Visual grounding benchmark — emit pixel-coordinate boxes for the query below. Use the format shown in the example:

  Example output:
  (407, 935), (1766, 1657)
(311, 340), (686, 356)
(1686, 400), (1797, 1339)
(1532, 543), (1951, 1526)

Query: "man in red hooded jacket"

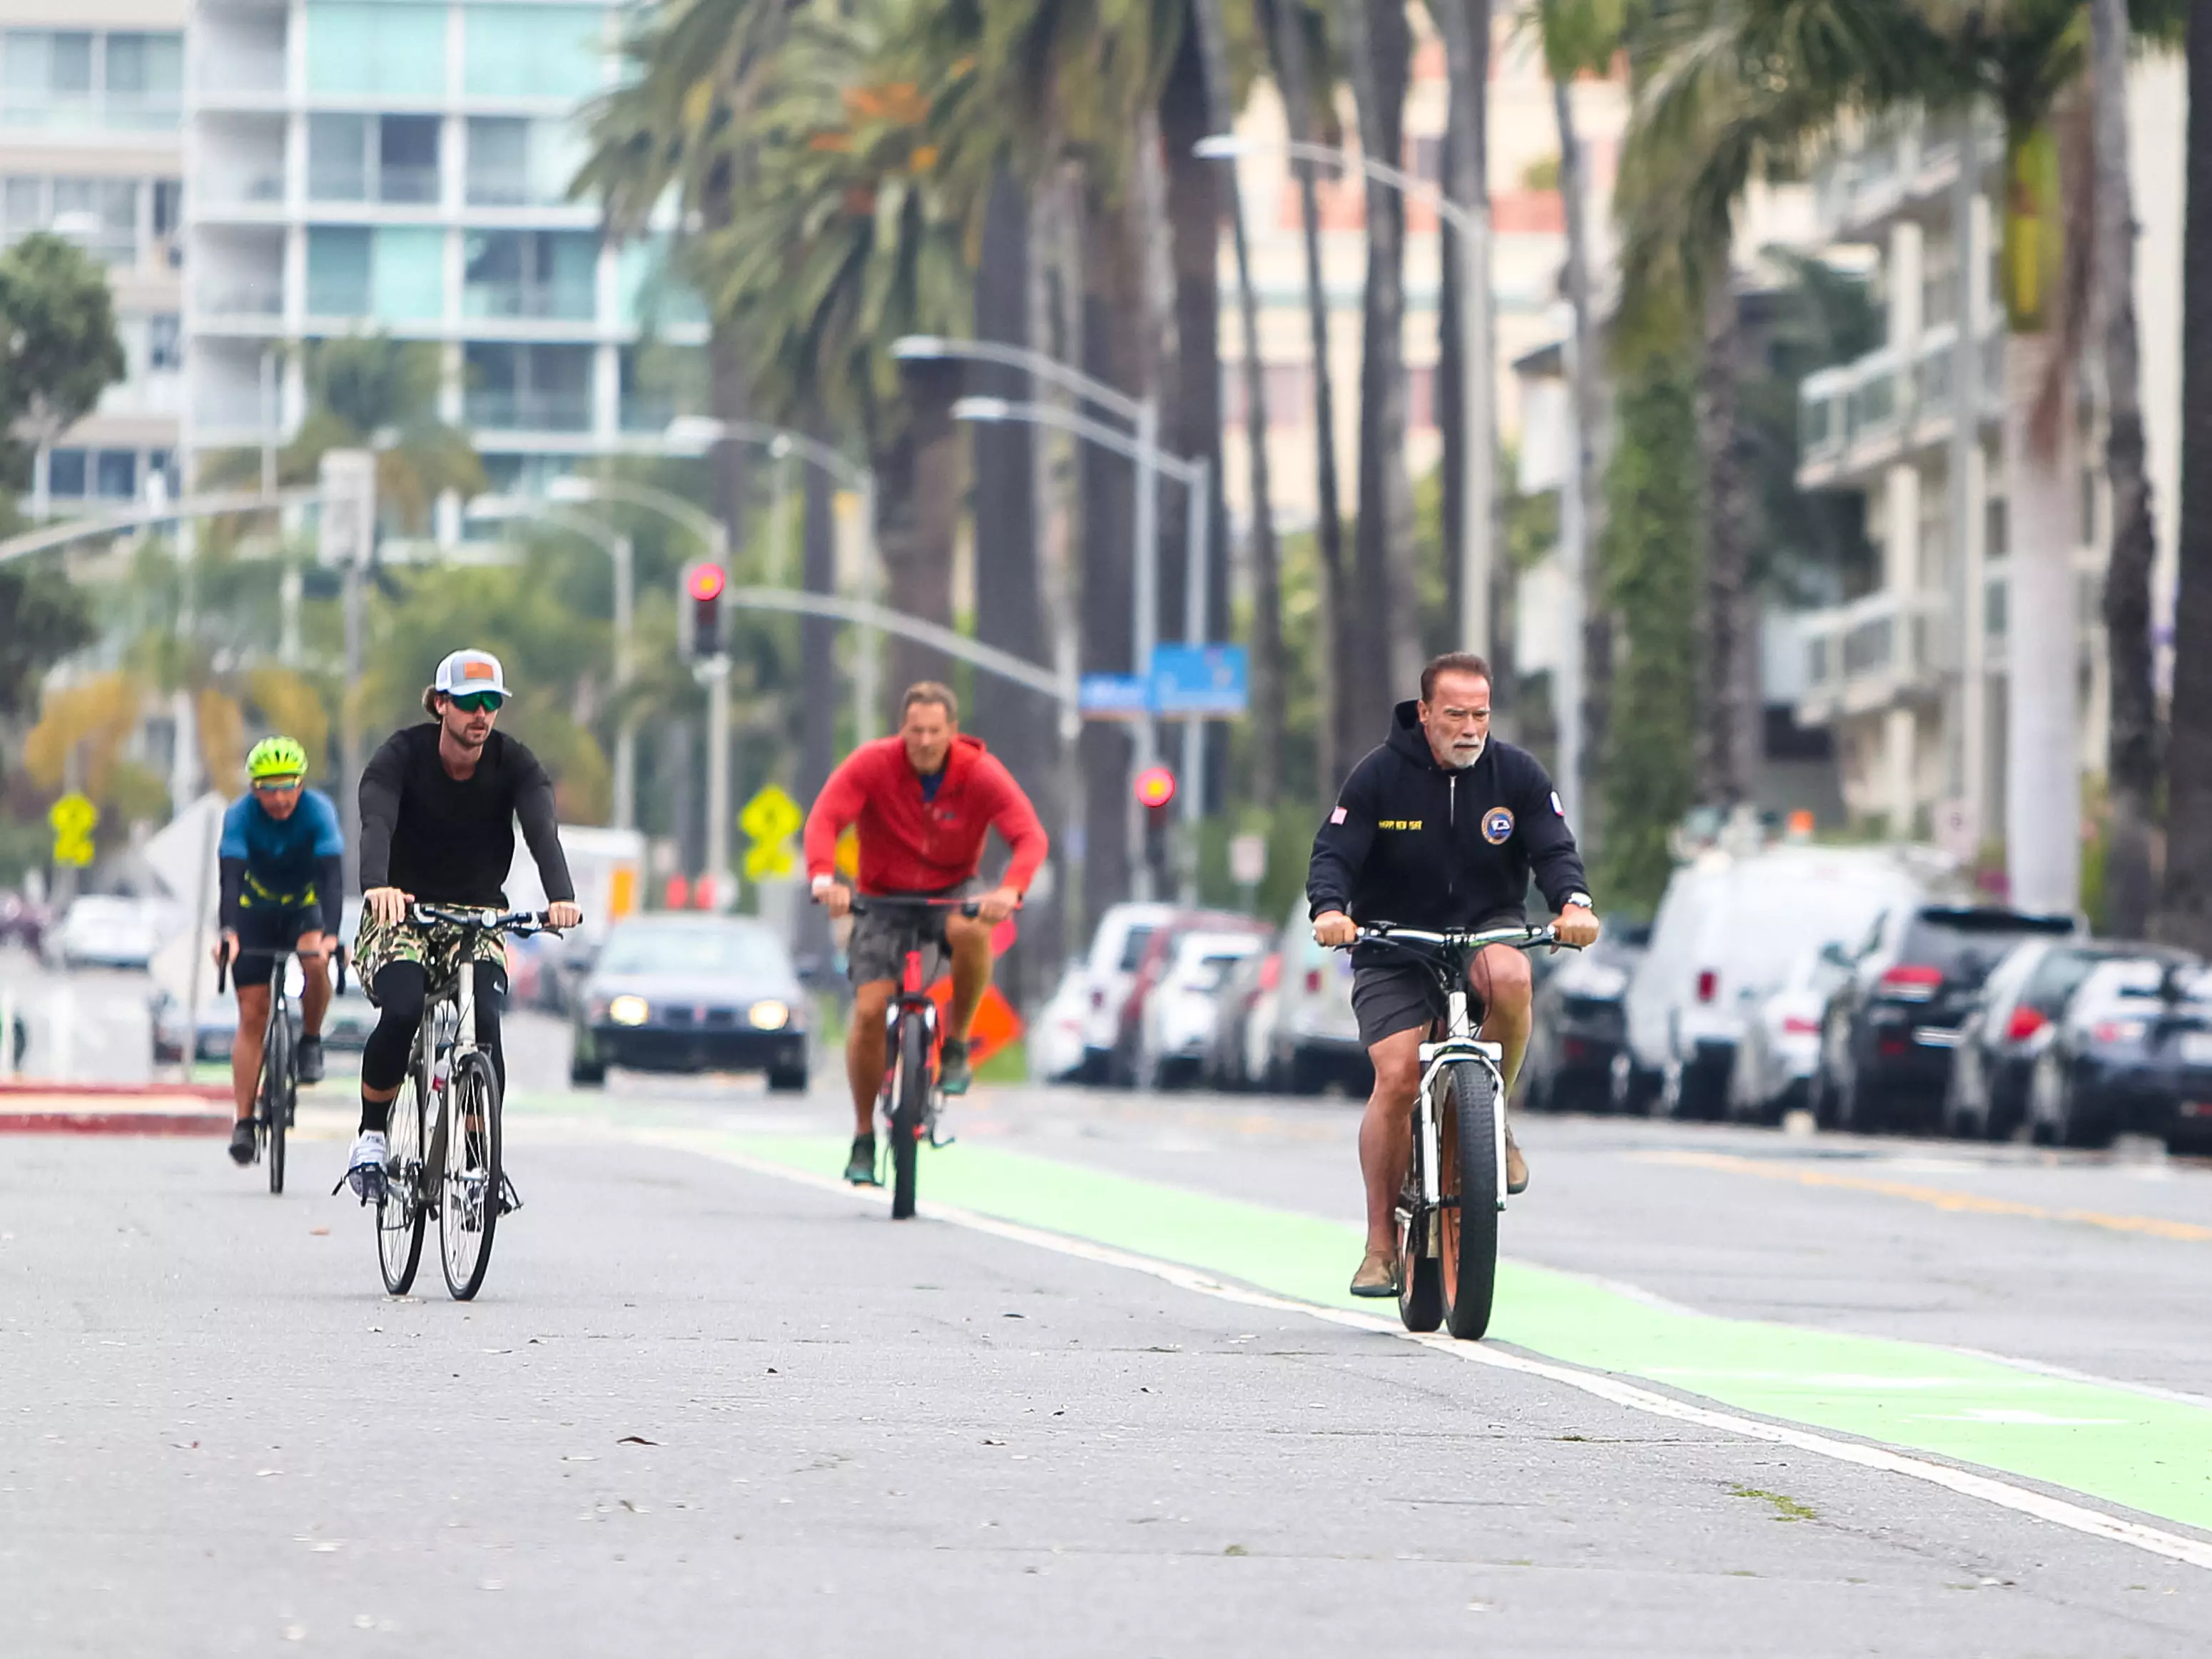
(805, 681), (1047, 1184)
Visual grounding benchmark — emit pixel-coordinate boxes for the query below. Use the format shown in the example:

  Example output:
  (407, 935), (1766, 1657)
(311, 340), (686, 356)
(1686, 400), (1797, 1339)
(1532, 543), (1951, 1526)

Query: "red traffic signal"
(1134, 766), (1177, 809)
(685, 562), (728, 659)
(687, 562), (728, 602)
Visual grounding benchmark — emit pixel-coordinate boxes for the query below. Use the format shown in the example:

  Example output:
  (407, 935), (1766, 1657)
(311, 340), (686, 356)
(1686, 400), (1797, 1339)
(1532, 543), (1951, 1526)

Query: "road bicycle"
(363, 904), (563, 1301)
(847, 895), (983, 1220)
(217, 940), (345, 1197)
(1345, 922), (1575, 1341)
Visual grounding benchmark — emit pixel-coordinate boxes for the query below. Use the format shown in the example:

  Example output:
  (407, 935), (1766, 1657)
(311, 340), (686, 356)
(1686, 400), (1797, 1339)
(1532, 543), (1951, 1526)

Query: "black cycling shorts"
(1348, 909), (1523, 1047)
(231, 903), (323, 989)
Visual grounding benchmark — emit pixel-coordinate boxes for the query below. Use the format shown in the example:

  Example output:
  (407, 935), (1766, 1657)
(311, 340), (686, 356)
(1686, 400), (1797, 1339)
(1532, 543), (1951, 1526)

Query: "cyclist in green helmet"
(215, 736), (345, 1166)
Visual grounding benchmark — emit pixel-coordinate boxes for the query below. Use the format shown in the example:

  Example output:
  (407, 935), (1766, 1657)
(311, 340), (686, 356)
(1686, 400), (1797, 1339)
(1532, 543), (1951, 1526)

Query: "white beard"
(1444, 737), (1485, 770)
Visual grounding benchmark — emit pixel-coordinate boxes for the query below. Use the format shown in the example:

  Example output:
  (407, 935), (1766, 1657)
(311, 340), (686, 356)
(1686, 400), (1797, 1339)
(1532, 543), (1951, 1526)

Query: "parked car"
(1205, 948), (1282, 1091)
(1942, 939), (2157, 1140)
(2023, 955), (2212, 1148)
(1623, 846), (1938, 1119)
(1727, 944), (1854, 1123)
(153, 955), (307, 1065)
(1247, 900), (1369, 1096)
(1029, 959), (1093, 1083)
(1521, 923), (1649, 1113)
(54, 895), (166, 971)
(1137, 931), (1266, 1090)
(569, 915), (809, 1090)
(1074, 903), (1179, 1082)
(1813, 904), (2079, 1133)
(321, 899), (377, 1050)
(1105, 910), (1273, 1086)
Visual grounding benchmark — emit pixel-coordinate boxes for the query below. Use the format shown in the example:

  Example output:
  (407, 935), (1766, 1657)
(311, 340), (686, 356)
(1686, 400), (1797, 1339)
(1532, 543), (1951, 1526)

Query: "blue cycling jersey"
(220, 788), (345, 903)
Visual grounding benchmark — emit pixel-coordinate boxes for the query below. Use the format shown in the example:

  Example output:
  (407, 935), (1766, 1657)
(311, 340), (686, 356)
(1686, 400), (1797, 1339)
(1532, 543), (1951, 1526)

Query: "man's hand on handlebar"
(547, 900), (584, 930)
(1553, 903), (1601, 950)
(364, 886), (412, 927)
(810, 874), (852, 920)
(214, 928), (239, 970)
(1312, 910), (1357, 949)
(974, 885), (1022, 925)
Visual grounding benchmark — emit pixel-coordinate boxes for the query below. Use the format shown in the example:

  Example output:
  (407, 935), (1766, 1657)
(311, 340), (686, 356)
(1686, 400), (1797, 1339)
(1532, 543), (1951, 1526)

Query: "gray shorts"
(846, 879), (981, 988)
(1349, 910), (1524, 1047)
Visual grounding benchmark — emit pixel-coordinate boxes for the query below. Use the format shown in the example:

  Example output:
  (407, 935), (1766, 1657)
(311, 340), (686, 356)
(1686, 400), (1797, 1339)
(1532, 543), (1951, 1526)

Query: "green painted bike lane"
(709, 1130), (2212, 1536)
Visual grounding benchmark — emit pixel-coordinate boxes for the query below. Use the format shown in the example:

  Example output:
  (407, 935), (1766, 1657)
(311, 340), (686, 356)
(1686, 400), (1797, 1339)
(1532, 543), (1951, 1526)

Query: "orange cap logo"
(462, 660), (495, 681)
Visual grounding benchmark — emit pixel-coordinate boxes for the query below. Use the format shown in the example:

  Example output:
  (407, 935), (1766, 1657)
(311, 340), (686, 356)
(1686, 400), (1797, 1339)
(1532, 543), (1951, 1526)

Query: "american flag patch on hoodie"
(1329, 806), (1347, 825)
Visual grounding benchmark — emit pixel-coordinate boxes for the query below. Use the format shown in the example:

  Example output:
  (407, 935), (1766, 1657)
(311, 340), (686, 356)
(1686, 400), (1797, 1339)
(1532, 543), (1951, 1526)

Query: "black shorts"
(231, 903), (323, 989)
(1349, 910), (1523, 1047)
(846, 880), (981, 988)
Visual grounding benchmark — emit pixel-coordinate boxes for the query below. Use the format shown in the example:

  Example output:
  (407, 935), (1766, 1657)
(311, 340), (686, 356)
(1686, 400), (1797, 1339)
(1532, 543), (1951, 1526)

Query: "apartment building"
(183, 0), (704, 514)
(4, 9), (187, 515)
(1790, 64), (2184, 872)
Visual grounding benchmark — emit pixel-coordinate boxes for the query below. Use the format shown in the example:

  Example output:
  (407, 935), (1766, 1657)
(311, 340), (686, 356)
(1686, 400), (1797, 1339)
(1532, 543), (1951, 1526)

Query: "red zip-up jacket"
(803, 734), (1048, 896)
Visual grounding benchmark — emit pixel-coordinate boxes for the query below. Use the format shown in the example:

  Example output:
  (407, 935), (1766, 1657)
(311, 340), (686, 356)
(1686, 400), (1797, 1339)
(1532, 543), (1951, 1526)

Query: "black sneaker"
(228, 1119), (256, 1166)
(297, 1035), (326, 1085)
(938, 1039), (974, 1096)
(843, 1134), (879, 1186)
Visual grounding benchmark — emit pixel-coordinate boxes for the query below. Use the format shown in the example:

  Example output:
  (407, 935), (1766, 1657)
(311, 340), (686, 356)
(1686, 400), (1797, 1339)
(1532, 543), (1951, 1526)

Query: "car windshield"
(2021, 947), (2119, 1015)
(597, 925), (784, 978)
(1118, 926), (1157, 972)
(1900, 910), (2074, 989)
(1179, 952), (1250, 990)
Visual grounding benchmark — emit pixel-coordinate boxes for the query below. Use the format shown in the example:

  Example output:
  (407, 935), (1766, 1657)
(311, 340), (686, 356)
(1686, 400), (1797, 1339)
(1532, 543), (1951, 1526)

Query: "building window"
(465, 342), (594, 432)
(46, 447), (87, 497)
(152, 178), (181, 238)
(95, 449), (138, 499)
(305, 3), (447, 98)
(465, 230), (597, 320)
(308, 114), (369, 201)
(466, 117), (582, 208)
(462, 6), (604, 100)
(308, 225), (445, 320)
(0, 30), (181, 130)
(49, 176), (139, 264)
(378, 116), (440, 205)
(311, 113), (441, 206)
(149, 313), (182, 370)
(307, 226), (372, 315)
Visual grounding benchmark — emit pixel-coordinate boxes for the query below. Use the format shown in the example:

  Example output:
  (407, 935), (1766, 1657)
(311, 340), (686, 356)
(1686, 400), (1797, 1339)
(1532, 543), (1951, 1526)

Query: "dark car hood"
(584, 970), (800, 1006)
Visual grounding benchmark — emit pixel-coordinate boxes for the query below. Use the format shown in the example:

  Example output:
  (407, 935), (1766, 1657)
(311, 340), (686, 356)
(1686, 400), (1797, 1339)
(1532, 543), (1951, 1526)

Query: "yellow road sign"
(739, 785), (803, 846)
(49, 793), (97, 868)
(744, 842), (796, 881)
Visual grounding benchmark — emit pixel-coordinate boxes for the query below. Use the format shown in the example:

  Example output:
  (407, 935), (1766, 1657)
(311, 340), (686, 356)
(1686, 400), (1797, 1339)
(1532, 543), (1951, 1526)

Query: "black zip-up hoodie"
(1306, 701), (1590, 951)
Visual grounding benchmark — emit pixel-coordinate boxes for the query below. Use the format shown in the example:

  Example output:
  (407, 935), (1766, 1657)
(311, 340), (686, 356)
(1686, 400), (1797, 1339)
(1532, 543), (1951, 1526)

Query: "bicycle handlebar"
(846, 895), (988, 920)
(407, 902), (569, 935)
(1342, 922), (1578, 953)
(215, 940), (350, 997)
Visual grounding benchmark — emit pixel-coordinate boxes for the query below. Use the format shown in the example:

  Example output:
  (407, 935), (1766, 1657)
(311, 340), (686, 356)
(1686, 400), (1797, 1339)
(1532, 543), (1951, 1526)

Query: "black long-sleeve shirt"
(358, 724), (574, 908)
(1307, 703), (1592, 956)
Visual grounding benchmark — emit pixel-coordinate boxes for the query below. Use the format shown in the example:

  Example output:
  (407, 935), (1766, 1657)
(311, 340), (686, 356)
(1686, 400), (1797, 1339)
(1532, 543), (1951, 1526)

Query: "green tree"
(0, 234), (124, 484)
(0, 565), (94, 720)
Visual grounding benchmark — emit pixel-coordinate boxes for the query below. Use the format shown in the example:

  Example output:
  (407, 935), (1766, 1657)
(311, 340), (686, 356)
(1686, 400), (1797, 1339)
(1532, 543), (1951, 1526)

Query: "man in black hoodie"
(1307, 653), (1600, 1297)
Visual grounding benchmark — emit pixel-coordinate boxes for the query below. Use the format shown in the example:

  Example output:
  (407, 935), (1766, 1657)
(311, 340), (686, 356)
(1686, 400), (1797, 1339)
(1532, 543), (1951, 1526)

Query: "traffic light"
(1135, 765), (1176, 890)
(684, 562), (727, 660)
(1133, 766), (1177, 811)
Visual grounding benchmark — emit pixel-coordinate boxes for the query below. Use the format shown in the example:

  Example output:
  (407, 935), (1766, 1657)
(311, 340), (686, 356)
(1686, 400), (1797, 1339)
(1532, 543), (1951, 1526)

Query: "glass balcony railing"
(463, 282), (595, 322)
(465, 389), (593, 432)
(198, 279), (284, 316)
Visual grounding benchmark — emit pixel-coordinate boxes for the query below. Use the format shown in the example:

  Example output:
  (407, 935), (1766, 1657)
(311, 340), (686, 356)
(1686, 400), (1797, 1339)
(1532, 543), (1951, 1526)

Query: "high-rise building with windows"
(3, 14), (187, 515)
(183, 0), (706, 519)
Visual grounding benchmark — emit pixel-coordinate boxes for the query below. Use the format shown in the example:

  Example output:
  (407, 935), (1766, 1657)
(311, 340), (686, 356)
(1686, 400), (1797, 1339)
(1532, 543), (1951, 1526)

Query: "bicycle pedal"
(497, 1174), (524, 1216)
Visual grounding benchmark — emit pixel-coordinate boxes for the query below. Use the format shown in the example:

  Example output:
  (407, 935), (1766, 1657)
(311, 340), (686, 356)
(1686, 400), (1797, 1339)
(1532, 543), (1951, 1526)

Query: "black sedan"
(2025, 958), (2212, 1150)
(1814, 904), (2076, 1134)
(1520, 924), (1648, 1113)
(569, 915), (810, 1091)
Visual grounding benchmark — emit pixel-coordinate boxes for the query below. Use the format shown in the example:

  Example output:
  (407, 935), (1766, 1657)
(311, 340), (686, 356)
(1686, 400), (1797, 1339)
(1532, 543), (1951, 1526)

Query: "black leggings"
(360, 960), (506, 1132)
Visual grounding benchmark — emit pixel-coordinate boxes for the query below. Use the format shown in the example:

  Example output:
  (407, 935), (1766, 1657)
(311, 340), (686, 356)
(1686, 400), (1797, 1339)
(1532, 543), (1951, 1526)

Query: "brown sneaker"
(1506, 1122), (1529, 1195)
(1349, 1247), (1401, 1298)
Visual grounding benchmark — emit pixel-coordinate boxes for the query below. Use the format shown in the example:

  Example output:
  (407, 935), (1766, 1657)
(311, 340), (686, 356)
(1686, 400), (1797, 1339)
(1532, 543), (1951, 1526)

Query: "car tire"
(1287, 1047), (1330, 1097)
(569, 1056), (606, 1087)
(767, 1062), (808, 1094)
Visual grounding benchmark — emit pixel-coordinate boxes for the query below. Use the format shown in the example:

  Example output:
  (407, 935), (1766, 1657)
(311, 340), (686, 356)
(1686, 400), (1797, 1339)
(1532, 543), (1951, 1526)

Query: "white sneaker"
(346, 1130), (389, 1202)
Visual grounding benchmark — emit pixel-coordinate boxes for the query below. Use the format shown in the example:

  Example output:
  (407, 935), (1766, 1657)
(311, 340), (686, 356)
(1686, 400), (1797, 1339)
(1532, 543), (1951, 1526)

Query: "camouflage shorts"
(353, 910), (508, 1004)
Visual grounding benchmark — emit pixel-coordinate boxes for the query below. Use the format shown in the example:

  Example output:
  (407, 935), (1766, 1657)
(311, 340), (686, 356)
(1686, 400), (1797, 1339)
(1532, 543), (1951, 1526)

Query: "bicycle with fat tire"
(1343, 923), (1577, 1341)
(217, 940), (345, 1197)
(361, 903), (564, 1299)
(847, 895), (981, 1221)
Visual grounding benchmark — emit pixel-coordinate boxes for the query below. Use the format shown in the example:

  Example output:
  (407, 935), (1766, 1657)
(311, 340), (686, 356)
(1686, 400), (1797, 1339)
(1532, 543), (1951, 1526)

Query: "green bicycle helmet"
(246, 735), (308, 783)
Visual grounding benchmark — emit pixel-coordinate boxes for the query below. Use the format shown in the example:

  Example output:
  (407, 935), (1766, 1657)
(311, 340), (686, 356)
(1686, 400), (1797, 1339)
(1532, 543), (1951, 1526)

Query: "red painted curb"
(0, 1111), (229, 1136)
(0, 1080), (233, 1100)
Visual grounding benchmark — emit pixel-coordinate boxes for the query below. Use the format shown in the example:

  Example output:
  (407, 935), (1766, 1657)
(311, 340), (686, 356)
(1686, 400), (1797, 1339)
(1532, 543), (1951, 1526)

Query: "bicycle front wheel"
(377, 1069), (427, 1295)
(261, 1008), (291, 1197)
(888, 1014), (929, 1220)
(1439, 1059), (1501, 1341)
(440, 1052), (502, 1300)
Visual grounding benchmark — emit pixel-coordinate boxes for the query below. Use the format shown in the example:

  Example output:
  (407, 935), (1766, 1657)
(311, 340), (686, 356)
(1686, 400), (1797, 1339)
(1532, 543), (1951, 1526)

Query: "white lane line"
(647, 1130), (2212, 1576)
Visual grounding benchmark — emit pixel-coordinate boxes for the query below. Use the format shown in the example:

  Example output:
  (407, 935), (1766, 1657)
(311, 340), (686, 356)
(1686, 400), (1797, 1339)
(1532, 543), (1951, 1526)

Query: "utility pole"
(612, 534), (636, 831)
(320, 450), (376, 893)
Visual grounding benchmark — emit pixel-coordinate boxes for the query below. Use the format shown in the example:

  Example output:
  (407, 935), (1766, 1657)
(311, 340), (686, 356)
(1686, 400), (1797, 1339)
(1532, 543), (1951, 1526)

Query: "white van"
(1622, 845), (1941, 1117)
(1076, 902), (1179, 1081)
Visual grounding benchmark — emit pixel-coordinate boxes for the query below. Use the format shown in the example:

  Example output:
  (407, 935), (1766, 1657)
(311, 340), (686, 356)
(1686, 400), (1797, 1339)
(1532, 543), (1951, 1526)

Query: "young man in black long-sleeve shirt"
(344, 649), (582, 1198)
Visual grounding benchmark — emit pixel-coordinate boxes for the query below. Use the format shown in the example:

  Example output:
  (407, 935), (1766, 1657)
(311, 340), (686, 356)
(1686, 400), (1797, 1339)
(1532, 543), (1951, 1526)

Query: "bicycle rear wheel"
(377, 1067), (427, 1295)
(888, 1014), (929, 1220)
(261, 1006), (291, 1197)
(1439, 1059), (1501, 1341)
(440, 1052), (502, 1300)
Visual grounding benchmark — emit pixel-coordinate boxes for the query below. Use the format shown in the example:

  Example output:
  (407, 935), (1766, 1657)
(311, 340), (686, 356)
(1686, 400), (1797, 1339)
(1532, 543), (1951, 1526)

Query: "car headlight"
(607, 995), (650, 1027)
(749, 1000), (791, 1031)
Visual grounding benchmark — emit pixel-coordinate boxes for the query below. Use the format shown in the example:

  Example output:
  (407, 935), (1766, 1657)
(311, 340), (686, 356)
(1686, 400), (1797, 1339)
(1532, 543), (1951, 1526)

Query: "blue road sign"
(1079, 673), (1152, 718)
(1150, 644), (1249, 716)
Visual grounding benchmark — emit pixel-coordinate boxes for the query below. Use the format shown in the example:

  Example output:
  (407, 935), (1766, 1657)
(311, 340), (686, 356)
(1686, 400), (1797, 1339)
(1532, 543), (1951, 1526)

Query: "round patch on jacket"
(1481, 806), (1516, 846)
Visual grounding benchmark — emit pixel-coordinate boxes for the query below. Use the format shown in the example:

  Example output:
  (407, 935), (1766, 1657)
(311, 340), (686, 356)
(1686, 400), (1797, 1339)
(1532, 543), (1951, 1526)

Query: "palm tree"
(2159, 6), (2212, 950)
(1429, 0), (1491, 673)
(1261, 0), (1351, 796)
(1336, 0), (1419, 775)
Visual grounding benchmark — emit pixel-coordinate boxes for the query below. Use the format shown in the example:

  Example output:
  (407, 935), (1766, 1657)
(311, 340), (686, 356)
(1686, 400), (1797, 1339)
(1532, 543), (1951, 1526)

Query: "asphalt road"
(7, 1015), (2212, 1655)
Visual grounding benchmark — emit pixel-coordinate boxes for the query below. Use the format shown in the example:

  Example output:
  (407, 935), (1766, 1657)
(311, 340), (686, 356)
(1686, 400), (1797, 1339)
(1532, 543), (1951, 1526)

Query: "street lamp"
(952, 395), (1214, 904)
(1195, 132), (1496, 666)
(465, 494), (638, 831)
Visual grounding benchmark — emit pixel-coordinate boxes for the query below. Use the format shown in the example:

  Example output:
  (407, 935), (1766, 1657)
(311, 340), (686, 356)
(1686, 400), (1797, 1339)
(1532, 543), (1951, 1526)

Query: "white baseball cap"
(433, 649), (507, 699)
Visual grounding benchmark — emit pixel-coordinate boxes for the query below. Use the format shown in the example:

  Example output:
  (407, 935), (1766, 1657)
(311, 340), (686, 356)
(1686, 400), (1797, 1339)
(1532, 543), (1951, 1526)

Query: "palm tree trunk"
(1190, 0), (1282, 811)
(1339, 0), (1417, 757)
(1162, 24), (1222, 655)
(1556, 70), (1608, 846)
(971, 162), (1056, 995)
(2159, 9), (2212, 951)
(1432, 0), (1491, 664)
(877, 357), (961, 709)
(2091, 0), (2159, 938)
(1267, 0), (1349, 797)
(1698, 270), (1756, 806)
(1079, 173), (1145, 924)
(797, 422), (837, 969)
